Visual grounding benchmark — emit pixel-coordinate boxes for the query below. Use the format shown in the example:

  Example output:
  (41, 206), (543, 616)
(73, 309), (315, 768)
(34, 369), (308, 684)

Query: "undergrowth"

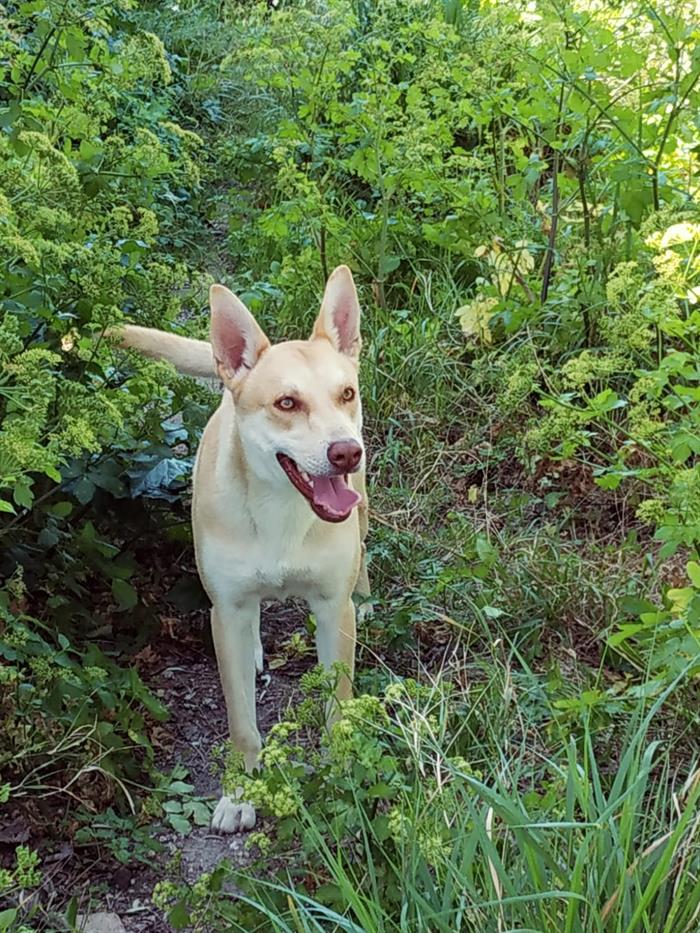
(2, 0), (700, 929)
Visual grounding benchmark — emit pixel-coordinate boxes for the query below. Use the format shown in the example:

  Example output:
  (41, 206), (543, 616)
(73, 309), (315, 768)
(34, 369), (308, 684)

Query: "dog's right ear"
(210, 284), (270, 387)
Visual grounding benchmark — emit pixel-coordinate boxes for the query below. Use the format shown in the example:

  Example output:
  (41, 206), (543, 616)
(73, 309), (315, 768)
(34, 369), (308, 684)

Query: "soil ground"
(2, 601), (313, 932)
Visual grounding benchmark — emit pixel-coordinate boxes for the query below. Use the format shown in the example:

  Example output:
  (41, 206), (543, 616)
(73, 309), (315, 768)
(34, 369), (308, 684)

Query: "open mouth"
(276, 454), (362, 523)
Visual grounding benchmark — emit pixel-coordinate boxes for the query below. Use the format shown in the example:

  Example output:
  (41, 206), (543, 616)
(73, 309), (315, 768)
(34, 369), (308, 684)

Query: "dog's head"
(209, 266), (364, 523)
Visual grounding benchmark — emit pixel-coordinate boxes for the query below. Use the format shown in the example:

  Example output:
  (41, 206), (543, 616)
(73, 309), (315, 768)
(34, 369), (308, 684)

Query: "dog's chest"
(253, 557), (311, 595)
(198, 530), (339, 602)
(194, 491), (358, 604)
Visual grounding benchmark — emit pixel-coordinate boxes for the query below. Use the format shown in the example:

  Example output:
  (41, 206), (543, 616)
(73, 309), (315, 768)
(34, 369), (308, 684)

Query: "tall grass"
(211, 659), (700, 932)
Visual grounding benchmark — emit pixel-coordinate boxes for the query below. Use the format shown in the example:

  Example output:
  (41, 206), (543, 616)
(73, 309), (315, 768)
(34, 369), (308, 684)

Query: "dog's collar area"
(276, 453), (361, 523)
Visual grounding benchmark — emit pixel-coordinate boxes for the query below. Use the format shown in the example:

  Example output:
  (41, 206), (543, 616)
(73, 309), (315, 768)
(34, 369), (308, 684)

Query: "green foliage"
(0, 570), (168, 813)
(0, 0), (215, 886)
(200, 0), (700, 595)
(153, 667), (700, 931)
(0, 0), (211, 511)
(4, 0), (700, 925)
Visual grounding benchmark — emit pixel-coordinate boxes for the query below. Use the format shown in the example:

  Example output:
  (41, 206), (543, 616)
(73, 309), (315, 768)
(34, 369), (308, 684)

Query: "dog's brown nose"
(327, 440), (362, 473)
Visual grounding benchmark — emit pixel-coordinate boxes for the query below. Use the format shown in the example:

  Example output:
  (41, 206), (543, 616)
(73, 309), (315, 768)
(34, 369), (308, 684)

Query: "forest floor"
(6, 600), (313, 932)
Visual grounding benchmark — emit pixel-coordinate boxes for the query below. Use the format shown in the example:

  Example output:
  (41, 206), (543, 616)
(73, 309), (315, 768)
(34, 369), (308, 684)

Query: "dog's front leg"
(309, 595), (356, 719)
(209, 602), (261, 833)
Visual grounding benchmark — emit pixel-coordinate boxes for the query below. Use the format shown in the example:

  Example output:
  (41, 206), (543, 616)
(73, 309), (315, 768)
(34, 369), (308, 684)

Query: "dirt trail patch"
(4, 603), (313, 932)
(119, 602), (311, 931)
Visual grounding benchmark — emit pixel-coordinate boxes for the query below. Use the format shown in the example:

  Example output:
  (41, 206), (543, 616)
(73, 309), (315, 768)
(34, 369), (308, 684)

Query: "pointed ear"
(311, 265), (361, 360)
(210, 284), (270, 386)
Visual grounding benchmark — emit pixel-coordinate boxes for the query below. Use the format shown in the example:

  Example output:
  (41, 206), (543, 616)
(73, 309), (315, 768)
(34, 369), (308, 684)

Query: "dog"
(114, 265), (370, 832)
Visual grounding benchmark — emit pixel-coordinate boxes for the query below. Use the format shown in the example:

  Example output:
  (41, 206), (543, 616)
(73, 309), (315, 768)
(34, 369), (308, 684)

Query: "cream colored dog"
(116, 266), (369, 832)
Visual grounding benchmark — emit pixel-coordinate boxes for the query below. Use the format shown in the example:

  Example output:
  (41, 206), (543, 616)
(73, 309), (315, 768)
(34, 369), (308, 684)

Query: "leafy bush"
(0, 0), (215, 869)
(0, 0), (211, 514)
(0, 569), (167, 831)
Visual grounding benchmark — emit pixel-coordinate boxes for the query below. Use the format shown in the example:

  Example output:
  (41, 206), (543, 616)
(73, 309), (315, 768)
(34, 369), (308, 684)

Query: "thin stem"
(541, 83), (566, 305)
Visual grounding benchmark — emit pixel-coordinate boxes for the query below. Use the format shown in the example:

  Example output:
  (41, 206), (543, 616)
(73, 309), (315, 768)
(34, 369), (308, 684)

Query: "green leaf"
(112, 579), (138, 611)
(168, 901), (191, 930)
(167, 813), (192, 835)
(621, 596), (657, 616)
(688, 561), (700, 588)
(65, 896), (78, 928)
(483, 605), (505, 619)
(13, 478), (34, 509)
(166, 780), (195, 794)
(594, 473), (623, 490)
(0, 500), (16, 514)
(0, 909), (18, 931)
(378, 254), (401, 276)
(186, 801), (212, 826)
(367, 781), (395, 797)
(73, 477), (96, 505)
(162, 799), (183, 813)
(48, 500), (73, 518)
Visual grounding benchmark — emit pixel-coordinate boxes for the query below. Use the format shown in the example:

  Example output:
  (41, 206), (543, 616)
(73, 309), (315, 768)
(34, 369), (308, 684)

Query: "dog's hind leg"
(253, 611), (263, 673)
(209, 603), (261, 833)
(352, 471), (372, 620)
(310, 595), (356, 716)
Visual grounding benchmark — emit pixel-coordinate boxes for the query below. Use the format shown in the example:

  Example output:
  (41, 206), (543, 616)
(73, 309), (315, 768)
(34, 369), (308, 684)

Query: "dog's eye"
(276, 396), (297, 411)
(341, 387), (355, 402)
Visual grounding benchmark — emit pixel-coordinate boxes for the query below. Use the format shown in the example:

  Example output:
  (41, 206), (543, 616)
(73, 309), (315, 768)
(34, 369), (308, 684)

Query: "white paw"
(211, 794), (256, 833)
(255, 640), (264, 674)
(357, 601), (375, 623)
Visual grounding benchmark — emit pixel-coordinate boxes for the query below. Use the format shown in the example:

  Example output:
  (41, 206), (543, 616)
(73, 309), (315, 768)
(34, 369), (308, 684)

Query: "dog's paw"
(211, 795), (256, 833)
(357, 600), (375, 623)
(255, 639), (264, 674)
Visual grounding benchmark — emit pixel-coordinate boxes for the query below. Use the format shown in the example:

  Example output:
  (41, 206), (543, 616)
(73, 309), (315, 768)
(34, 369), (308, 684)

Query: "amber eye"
(342, 387), (355, 402)
(276, 396), (297, 411)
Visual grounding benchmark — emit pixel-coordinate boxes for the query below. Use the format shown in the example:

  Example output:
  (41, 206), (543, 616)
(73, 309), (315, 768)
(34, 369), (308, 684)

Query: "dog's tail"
(111, 325), (215, 378)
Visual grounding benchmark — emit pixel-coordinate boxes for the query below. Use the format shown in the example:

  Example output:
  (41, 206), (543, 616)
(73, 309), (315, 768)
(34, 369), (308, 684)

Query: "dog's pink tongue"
(312, 475), (361, 514)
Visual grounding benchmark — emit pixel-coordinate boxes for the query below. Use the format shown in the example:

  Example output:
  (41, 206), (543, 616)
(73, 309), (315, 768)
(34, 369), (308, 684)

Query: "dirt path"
(55, 603), (311, 932)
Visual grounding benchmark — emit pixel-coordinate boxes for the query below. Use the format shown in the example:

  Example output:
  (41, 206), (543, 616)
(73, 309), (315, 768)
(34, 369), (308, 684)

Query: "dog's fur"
(115, 266), (369, 832)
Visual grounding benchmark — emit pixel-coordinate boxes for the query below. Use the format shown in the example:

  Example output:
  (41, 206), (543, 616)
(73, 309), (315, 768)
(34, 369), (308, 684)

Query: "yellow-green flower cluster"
(14, 846), (41, 889)
(246, 830), (272, 854)
(561, 350), (628, 389)
(118, 32), (172, 87)
(636, 498), (665, 525)
(239, 777), (301, 820)
(387, 806), (451, 867)
(152, 879), (179, 910)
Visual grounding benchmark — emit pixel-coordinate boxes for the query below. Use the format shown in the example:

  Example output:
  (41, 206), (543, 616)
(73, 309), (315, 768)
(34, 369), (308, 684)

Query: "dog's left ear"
(311, 265), (361, 360)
